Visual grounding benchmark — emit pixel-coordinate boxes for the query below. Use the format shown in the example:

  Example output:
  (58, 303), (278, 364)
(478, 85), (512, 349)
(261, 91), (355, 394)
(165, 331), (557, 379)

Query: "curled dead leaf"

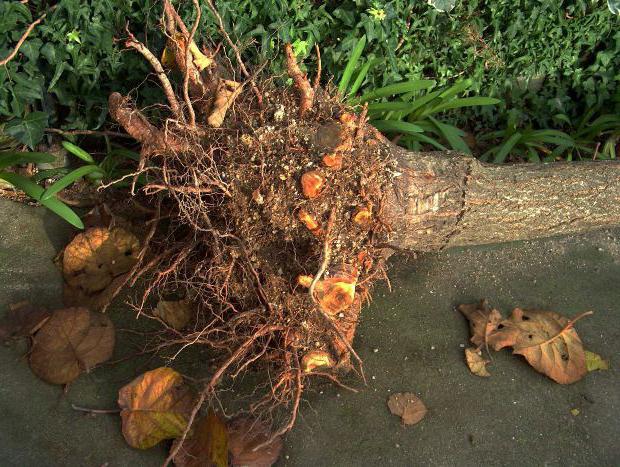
(301, 350), (334, 373)
(387, 392), (427, 426)
(487, 308), (592, 384)
(464, 347), (491, 377)
(29, 307), (115, 385)
(118, 367), (195, 449)
(154, 298), (194, 330)
(0, 301), (51, 339)
(61, 227), (140, 310)
(458, 299), (503, 348)
(227, 417), (283, 467)
(172, 410), (228, 467)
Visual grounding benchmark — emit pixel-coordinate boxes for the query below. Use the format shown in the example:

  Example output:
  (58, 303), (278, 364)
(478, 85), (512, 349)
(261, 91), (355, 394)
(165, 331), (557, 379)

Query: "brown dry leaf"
(154, 298), (194, 330)
(118, 367), (194, 449)
(228, 417), (283, 467)
(464, 347), (491, 377)
(29, 307), (115, 385)
(487, 308), (592, 384)
(458, 299), (503, 348)
(61, 227), (140, 310)
(208, 79), (243, 128)
(172, 410), (228, 467)
(0, 301), (51, 339)
(387, 392), (427, 426)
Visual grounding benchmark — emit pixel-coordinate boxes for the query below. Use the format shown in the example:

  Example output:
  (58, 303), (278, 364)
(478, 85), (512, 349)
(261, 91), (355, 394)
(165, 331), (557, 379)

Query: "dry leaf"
(585, 350), (609, 372)
(29, 307), (115, 385)
(154, 298), (194, 330)
(487, 308), (591, 384)
(172, 410), (228, 467)
(464, 347), (491, 377)
(458, 299), (503, 348)
(118, 367), (194, 449)
(208, 79), (243, 128)
(387, 392), (427, 426)
(61, 227), (140, 310)
(0, 301), (51, 339)
(227, 417), (283, 467)
(301, 350), (334, 373)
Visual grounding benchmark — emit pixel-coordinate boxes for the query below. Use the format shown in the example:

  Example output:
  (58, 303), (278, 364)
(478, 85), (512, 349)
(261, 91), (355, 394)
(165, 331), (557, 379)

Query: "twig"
(0, 6), (56, 66)
(45, 128), (133, 139)
(183, 0), (201, 127)
(71, 404), (120, 414)
(313, 44), (321, 91)
(204, 0), (263, 106)
(125, 33), (182, 119)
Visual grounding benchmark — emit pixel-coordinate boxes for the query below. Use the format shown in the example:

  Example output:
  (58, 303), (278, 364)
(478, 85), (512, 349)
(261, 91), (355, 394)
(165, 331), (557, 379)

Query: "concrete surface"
(0, 198), (618, 466)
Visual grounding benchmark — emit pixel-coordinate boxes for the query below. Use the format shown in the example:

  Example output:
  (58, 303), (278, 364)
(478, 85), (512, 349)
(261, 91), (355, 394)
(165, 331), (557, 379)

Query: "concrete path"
(1, 198), (618, 466)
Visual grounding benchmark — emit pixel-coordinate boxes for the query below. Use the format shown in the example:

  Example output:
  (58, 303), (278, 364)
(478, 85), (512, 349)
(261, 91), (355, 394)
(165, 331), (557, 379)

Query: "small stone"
(459, 343), (465, 348)
(430, 346), (436, 350)
(373, 348), (379, 353)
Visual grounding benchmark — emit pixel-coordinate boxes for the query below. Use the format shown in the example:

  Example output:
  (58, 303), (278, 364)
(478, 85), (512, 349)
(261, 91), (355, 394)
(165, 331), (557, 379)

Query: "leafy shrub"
(1, 0), (618, 148)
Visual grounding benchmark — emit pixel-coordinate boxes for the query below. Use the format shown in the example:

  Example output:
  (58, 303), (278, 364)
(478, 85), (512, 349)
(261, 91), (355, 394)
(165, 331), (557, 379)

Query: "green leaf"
(0, 151), (55, 170)
(585, 350), (609, 371)
(367, 101), (417, 113)
(359, 80), (436, 103)
(338, 35), (366, 95)
(493, 132), (523, 163)
(348, 58), (379, 97)
(4, 113), (49, 149)
(430, 97), (501, 113)
(41, 165), (102, 200)
(62, 141), (95, 164)
(371, 120), (424, 135)
(438, 80), (473, 100)
(428, 117), (471, 154)
(406, 132), (448, 151)
(0, 172), (83, 229)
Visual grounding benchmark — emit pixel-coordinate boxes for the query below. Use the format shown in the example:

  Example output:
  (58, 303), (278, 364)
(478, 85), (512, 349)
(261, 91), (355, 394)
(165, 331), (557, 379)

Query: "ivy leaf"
(608, 0), (620, 15)
(4, 112), (48, 149)
(427, 0), (456, 12)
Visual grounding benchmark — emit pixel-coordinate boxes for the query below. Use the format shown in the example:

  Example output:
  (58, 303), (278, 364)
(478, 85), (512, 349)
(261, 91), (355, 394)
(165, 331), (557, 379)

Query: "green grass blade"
(493, 132), (522, 163)
(338, 35), (367, 95)
(430, 96), (501, 113)
(407, 133), (448, 151)
(367, 101), (418, 113)
(371, 120), (424, 135)
(359, 80), (436, 103)
(62, 141), (95, 164)
(0, 151), (56, 170)
(41, 165), (101, 200)
(348, 58), (380, 97)
(428, 117), (471, 154)
(0, 172), (83, 229)
(438, 79), (473, 100)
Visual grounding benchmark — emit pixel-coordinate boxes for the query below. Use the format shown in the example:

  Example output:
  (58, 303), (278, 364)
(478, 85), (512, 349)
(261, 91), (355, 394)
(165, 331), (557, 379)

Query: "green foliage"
(340, 36), (499, 154)
(1, 0), (618, 154)
(0, 142), (140, 228)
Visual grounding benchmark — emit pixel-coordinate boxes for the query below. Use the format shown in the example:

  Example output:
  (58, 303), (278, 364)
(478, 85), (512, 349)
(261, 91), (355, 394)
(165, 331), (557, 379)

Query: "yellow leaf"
(172, 410), (228, 467)
(118, 367), (194, 449)
(585, 350), (609, 372)
(464, 347), (491, 377)
(189, 41), (213, 71)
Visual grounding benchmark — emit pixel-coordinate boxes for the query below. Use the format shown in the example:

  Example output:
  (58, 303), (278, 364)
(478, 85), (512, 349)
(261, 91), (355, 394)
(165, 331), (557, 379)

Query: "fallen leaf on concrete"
(227, 417), (283, 467)
(0, 301), (51, 339)
(61, 227), (140, 310)
(153, 298), (193, 330)
(458, 299), (503, 348)
(29, 307), (115, 385)
(118, 367), (194, 449)
(487, 308), (592, 384)
(172, 410), (228, 467)
(585, 350), (609, 372)
(570, 408), (580, 416)
(387, 392), (427, 426)
(464, 347), (491, 377)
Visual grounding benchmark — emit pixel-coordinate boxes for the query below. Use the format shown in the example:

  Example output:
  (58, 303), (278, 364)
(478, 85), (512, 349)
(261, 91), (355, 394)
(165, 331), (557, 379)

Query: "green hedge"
(1, 0), (618, 147)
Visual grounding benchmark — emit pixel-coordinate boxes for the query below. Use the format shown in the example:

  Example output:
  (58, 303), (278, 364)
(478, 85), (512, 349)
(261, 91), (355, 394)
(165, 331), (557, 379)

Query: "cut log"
(385, 145), (620, 252)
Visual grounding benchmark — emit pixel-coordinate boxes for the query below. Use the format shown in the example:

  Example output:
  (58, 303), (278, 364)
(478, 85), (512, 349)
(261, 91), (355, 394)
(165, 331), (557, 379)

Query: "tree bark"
(385, 145), (620, 252)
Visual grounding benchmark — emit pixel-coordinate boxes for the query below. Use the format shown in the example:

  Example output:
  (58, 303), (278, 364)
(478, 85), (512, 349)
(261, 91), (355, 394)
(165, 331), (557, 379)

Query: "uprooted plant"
(59, 0), (620, 462)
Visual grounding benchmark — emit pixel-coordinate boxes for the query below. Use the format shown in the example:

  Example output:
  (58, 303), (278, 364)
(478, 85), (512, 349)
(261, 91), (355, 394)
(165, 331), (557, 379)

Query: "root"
(105, 1), (395, 454)
(284, 44), (315, 117)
